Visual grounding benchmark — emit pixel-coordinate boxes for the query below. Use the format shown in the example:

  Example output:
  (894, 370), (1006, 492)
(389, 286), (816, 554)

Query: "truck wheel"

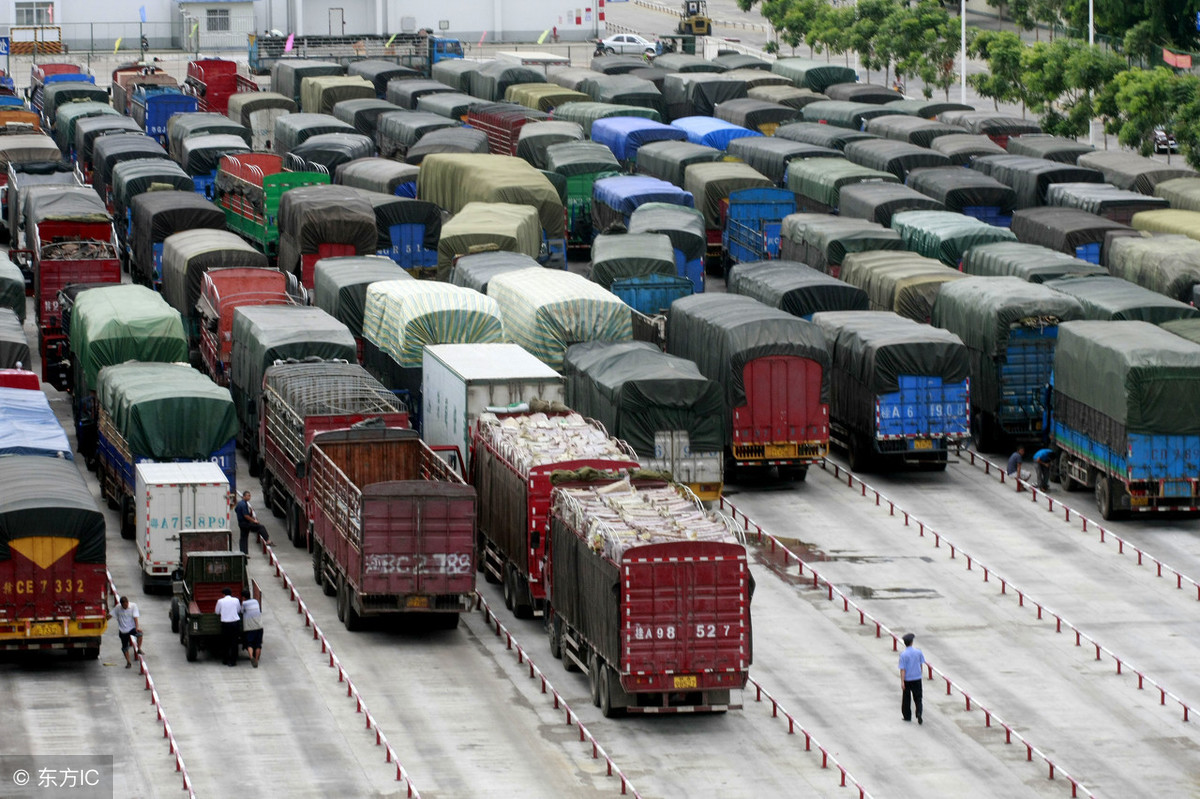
(344, 586), (361, 632)
(512, 573), (533, 620)
(431, 613), (459, 631)
(546, 613), (562, 659)
(502, 566), (516, 611)
(184, 629), (198, 662)
(598, 663), (621, 718)
(84, 645), (100, 661)
(1095, 476), (1115, 521)
(100, 470), (118, 510)
(170, 602), (180, 634)
(847, 435), (873, 473)
(970, 412), (997, 453)
(120, 497), (135, 541)
(312, 545), (324, 587)
(288, 502), (306, 549)
(141, 572), (153, 595)
(336, 578), (347, 623)
(588, 651), (602, 707)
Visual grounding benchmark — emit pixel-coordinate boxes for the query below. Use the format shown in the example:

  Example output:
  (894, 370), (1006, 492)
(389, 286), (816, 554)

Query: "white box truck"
(422, 343), (564, 474)
(135, 462), (232, 593)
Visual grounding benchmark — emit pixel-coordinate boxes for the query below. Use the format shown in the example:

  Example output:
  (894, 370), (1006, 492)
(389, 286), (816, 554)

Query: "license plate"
(1130, 496), (1149, 507)
(30, 622), (61, 637)
(912, 439), (933, 451)
(765, 444), (794, 459)
(405, 596), (429, 608)
(673, 675), (698, 690)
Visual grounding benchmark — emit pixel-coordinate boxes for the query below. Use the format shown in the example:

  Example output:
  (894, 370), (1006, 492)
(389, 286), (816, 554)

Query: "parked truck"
(546, 479), (750, 716)
(306, 427), (477, 631)
(472, 409), (641, 618)
(95, 361), (238, 542)
(931, 277), (1085, 451)
(196, 267), (304, 385)
(248, 33), (463, 76)
(216, 153), (329, 257)
(811, 311), (971, 471)
(421, 342), (565, 476)
(1050, 320), (1200, 520)
(171, 549), (260, 662)
(259, 361), (409, 548)
(0, 455), (108, 659)
(134, 462), (232, 593)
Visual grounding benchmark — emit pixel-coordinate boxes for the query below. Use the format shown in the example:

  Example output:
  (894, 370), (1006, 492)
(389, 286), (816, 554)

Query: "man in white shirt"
(214, 588), (242, 667)
(113, 595), (142, 669)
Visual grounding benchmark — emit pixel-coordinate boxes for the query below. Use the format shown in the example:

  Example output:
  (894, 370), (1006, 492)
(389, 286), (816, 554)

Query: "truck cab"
(430, 37), (464, 65)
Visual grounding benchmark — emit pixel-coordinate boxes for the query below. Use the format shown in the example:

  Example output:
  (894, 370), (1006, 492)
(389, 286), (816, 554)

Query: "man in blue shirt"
(234, 491), (270, 555)
(1033, 447), (1054, 491)
(898, 632), (926, 724)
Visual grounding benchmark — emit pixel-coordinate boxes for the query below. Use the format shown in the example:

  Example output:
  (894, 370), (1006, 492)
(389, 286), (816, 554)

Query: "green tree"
(1023, 40), (1125, 139)
(968, 30), (1028, 112)
(1105, 67), (1193, 157)
(1122, 20), (1158, 68)
(888, 0), (953, 93)
(847, 0), (901, 81)
(1062, 0), (1199, 52)
(807, 4), (854, 63)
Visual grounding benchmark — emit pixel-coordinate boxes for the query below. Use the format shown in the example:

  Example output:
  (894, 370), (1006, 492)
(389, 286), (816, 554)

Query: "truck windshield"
(438, 41), (464, 57)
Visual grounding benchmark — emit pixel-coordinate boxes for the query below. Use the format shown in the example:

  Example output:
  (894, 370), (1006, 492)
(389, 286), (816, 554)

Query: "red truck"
(471, 411), (640, 618)
(183, 58), (241, 114)
(12, 185), (120, 391)
(546, 480), (752, 715)
(259, 360), (410, 548)
(196, 267), (302, 385)
(465, 103), (548, 157)
(306, 427), (476, 631)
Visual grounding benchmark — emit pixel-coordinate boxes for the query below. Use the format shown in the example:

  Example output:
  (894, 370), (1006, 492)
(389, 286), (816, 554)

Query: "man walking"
(234, 491), (270, 555)
(114, 595), (143, 669)
(215, 588), (242, 667)
(899, 632), (926, 724)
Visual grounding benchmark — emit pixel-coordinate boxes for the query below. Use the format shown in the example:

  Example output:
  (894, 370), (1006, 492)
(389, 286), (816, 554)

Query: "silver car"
(600, 33), (657, 56)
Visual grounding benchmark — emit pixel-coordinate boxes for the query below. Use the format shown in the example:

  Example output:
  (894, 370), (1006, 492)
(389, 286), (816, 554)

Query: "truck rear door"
(877, 375), (970, 441)
(734, 355), (826, 449)
(621, 541), (750, 684)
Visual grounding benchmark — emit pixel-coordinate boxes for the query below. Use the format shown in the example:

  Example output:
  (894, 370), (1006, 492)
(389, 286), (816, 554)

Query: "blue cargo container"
(611, 274), (694, 315)
(382, 223), (439, 272)
(131, 88), (200, 145)
(723, 187), (796, 266)
(995, 326), (1056, 435)
(99, 433), (237, 496)
(627, 202), (707, 294)
(962, 205), (1012, 228)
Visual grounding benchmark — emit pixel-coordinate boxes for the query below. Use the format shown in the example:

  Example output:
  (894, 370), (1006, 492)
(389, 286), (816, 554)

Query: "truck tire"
(512, 573), (533, 620)
(1095, 476), (1116, 521)
(288, 501), (306, 549)
(84, 645), (100, 661)
(598, 663), (621, 718)
(502, 565), (516, 611)
(120, 497), (135, 541)
(184, 629), (198, 662)
(312, 545), (324, 587)
(336, 578), (347, 623)
(431, 613), (459, 631)
(343, 585), (361, 632)
(588, 651), (601, 707)
(546, 613), (562, 659)
(170, 601), (180, 634)
(100, 469), (118, 510)
(848, 435), (873, 473)
(141, 572), (153, 595)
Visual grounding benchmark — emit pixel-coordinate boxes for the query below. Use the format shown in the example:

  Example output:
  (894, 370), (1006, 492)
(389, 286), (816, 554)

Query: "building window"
(15, 2), (53, 25)
(206, 8), (230, 32)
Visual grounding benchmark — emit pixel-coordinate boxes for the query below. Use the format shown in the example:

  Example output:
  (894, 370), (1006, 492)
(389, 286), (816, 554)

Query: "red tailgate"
(621, 541), (750, 686)
(733, 355), (827, 446)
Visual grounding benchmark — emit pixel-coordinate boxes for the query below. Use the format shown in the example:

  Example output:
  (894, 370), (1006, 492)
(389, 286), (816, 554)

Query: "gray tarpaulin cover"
(0, 308), (29, 367)
(590, 56), (646, 75)
(684, 162), (773, 227)
(786, 158), (897, 209)
(970, 155), (1103, 208)
(432, 59), (490, 93)
(1154, 177), (1200, 212)
(839, 182), (944, 227)
(662, 74), (748, 121)
(7, 161), (79, 245)
(25, 185), (109, 225)
(417, 153), (565, 238)
(376, 111), (458, 159)
(132, 191), (226, 285)
(548, 102), (661, 136)
(1054, 320), (1200, 434)
(55, 102), (118, 152)
(161, 229), (269, 317)
(1043, 276), (1198, 323)
(111, 159), (193, 229)
(230, 305), (356, 428)
(1006, 135), (1095, 163)
(1077, 150), (1197, 194)
(347, 191), (441, 251)
(802, 100), (906, 130)
(780, 214), (904, 268)
(284, 132), (373, 173)
(588, 233), (676, 289)
(928, 134), (1007, 166)
(747, 85), (828, 110)
(960, 241), (1107, 282)
(386, 79), (455, 108)
(416, 92), (488, 120)
(636, 141), (723, 188)
(348, 60), (420, 95)
(69, 284), (187, 393)
(891, 210), (1017, 265)
(0, 258), (26, 322)
(864, 116), (960, 149)
(313, 255), (411, 336)
(271, 60), (344, 103)
(516, 121), (584, 169)
(180, 134), (251, 176)
(712, 53), (769, 70)
(932, 277), (1085, 357)
(552, 68), (601, 91)
(577, 75), (663, 115)
(1101, 235), (1200, 302)
(1045, 182), (1168, 216)
(906, 166), (1015, 213)
(0, 457), (105, 564)
(42, 84), (108, 123)
(725, 137), (842, 186)
(843, 139), (951, 180)
(277, 185), (377, 277)
(448, 251), (540, 294)
(334, 158), (418, 195)
(167, 113), (251, 161)
(770, 58), (856, 93)
(654, 54), (725, 73)
(939, 111), (1042, 137)
(1162, 318), (1200, 346)
(665, 293), (829, 420)
(714, 98), (800, 130)
(96, 362), (238, 457)
(543, 142), (620, 177)
(727, 260), (869, 318)
(627, 203), (707, 263)
(838, 251), (964, 321)
(333, 98), (399, 139)
(632, 67), (677, 89)
(563, 340), (725, 457)
(272, 113), (355, 156)
(1010, 207), (1130, 254)
(93, 136), (169, 198)
(469, 62), (546, 102)
(75, 117), (142, 166)
(724, 68), (790, 88)
(810, 310), (968, 393)
(884, 99), (973, 118)
(824, 83), (904, 105)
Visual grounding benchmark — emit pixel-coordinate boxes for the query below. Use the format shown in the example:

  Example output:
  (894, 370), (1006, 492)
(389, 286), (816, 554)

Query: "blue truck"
(723, 187), (796, 267)
(131, 87), (199, 146)
(812, 310), (970, 471)
(930, 277), (1085, 451)
(1050, 320), (1200, 520)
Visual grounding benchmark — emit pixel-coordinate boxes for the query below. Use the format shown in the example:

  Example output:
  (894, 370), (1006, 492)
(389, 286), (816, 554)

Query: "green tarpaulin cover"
(418, 153), (565, 240)
(891, 209), (1016, 265)
(1054, 320), (1200, 433)
(362, 280), (504, 368)
(506, 83), (588, 112)
(864, 116), (960, 149)
(313, 255), (411, 336)
(1006, 135), (1095, 163)
(787, 158), (897, 209)
(727, 260), (869, 318)
(684, 162), (772, 227)
(543, 141), (620, 177)
(932, 276), (1085, 357)
(627, 203), (707, 263)
(436, 202), (542, 279)
(960, 241), (1106, 282)
(802, 101), (906, 131)
(665, 293), (829, 421)
(1043, 276), (1198, 323)
(488, 268), (632, 370)
(0, 457), (105, 564)
(770, 59), (856, 93)
(1010, 207), (1129, 254)
(54, 102), (119, 153)
(1077, 151), (1197, 194)
(69, 284), (187, 393)
(161, 229), (269, 318)
(0, 257), (25, 323)
(839, 251), (964, 321)
(563, 340), (724, 457)
(1106, 235), (1200, 303)
(747, 85), (828, 110)
(548, 102), (662, 136)
(636, 140), (723, 188)
(810, 310), (968, 394)
(928, 134), (1007, 166)
(589, 233), (676, 289)
(96, 362), (237, 457)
